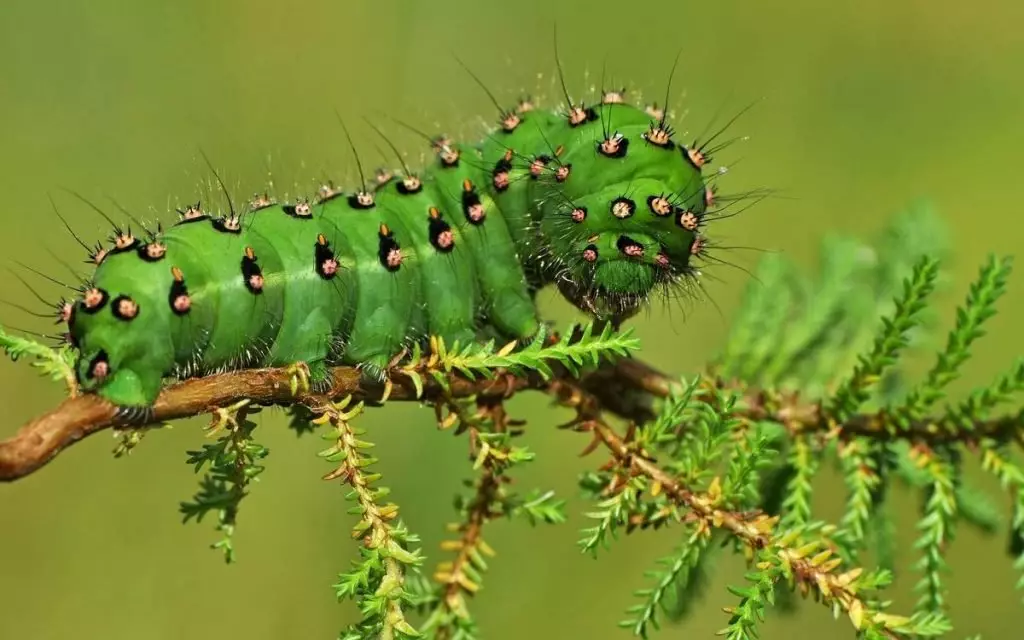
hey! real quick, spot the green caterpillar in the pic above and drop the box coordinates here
[61,80,717,420]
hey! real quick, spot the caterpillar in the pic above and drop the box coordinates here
[50,63,725,421]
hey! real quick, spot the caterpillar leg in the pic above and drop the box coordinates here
[285,361,311,396]
[353,352,400,403]
[114,404,157,426]
[282,360,335,396]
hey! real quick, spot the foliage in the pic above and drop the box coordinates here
[4,206,1024,639]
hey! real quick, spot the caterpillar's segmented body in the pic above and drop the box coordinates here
[68,95,710,411]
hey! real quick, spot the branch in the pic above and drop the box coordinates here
[3,356,1021,483]
[0,365,538,482]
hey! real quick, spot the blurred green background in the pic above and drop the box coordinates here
[2,0,1023,638]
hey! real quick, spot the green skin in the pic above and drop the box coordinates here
[69,102,705,410]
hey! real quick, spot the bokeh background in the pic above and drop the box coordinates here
[2,0,1023,638]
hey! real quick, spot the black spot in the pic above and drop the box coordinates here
[529,155,551,180]
[428,213,455,253]
[499,111,522,133]
[642,123,677,150]
[554,163,572,183]
[597,135,629,159]
[680,145,705,169]
[315,237,338,280]
[617,235,644,255]
[79,288,108,314]
[493,155,513,175]
[610,197,636,219]
[377,227,402,272]
[86,349,109,380]
[241,250,263,294]
[110,295,139,321]
[438,147,460,169]
[646,195,677,218]
[569,107,599,127]
[169,277,191,315]
[396,177,423,196]
[461,187,486,226]
[136,243,166,262]
[282,204,313,219]
[211,216,242,234]
[347,192,375,210]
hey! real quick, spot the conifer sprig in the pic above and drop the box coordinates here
[314,396,423,640]
[900,256,1012,418]
[179,399,268,563]
[555,381,943,638]
[420,397,565,639]
[828,255,940,423]
[0,327,78,395]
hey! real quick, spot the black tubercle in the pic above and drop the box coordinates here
[282,203,313,219]
[438,150,459,168]
[377,226,402,272]
[110,295,139,321]
[315,236,338,280]
[79,288,109,314]
[396,176,423,196]
[646,195,677,218]
[169,277,191,315]
[493,155,513,175]
[610,197,636,219]
[642,123,676,150]
[428,211,455,253]
[241,249,263,294]
[569,107,599,127]
[597,134,629,159]
[86,349,109,380]
[136,243,166,262]
[212,216,242,234]
[529,155,551,180]
[461,185,486,226]
[491,155,512,192]
[617,235,644,256]
[347,192,375,210]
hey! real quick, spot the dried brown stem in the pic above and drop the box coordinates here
[433,398,509,632]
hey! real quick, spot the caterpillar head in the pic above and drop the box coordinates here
[69,273,173,409]
[537,106,708,321]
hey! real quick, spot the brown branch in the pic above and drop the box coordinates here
[3,355,1021,483]
[0,365,538,482]
[584,361,1024,444]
